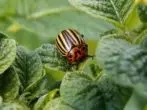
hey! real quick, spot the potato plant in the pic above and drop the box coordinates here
[0,0,147,110]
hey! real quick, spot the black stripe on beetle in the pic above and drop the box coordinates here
[68,29,81,44]
[56,36,68,55]
[63,30,75,46]
[56,39,66,55]
[61,30,73,49]
[67,29,79,45]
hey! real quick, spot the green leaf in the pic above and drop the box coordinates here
[13,46,43,91]
[96,38,147,106]
[124,86,147,110]
[36,44,59,67]
[60,71,101,110]
[28,67,64,101]
[96,38,133,68]
[86,40,98,56]
[103,42,147,87]
[0,102,29,110]
[60,71,132,110]
[0,67,20,101]
[33,89,59,110]
[124,7,141,31]
[20,74,51,103]
[68,0,135,28]
[138,4,147,23]
[21,71,61,104]
[0,38,16,74]
[43,98,75,110]
[13,46,61,103]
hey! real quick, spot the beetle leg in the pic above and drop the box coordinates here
[76,64,79,70]
[87,55,95,59]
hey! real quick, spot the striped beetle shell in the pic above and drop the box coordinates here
[55,29,88,64]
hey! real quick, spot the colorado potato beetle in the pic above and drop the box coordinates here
[55,29,88,64]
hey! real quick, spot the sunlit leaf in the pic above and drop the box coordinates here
[43,98,76,110]
[0,38,16,74]
[60,71,132,110]
[68,0,135,28]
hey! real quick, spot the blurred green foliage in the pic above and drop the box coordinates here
[0,0,113,49]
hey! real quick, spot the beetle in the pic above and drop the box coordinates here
[55,29,88,64]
